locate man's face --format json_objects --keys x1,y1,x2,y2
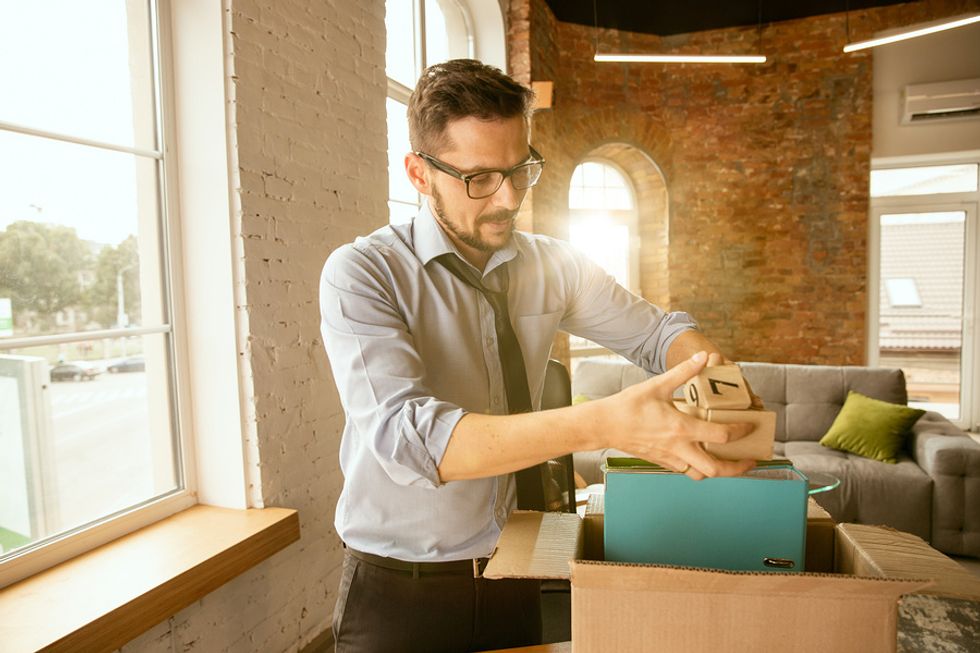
[{"x1": 423, "y1": 115, "x2": 531, "y2": 263}]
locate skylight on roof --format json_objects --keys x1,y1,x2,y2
[{"x1": 885, "y1": 278, "x2": 922, "y2": 307}]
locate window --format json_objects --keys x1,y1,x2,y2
[
  {"x1": 567, "y1": 160, "x2": 639, "y2": 357},
  {"x1": 870, "y1": 156, "x2": 979, "y2": 429},
  {"x1": 385, "y1": 0, "x2": 474, "y2": 224},
  {"x1": 871, "y1": 164, "x2": 978, "y2": 197},
  {"x1": 0, "y1": 0, "x2": 183, "y2": 583}
]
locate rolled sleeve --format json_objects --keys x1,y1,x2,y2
[{"x1": 320, "y1": 245, "x2": 462, "y2": 488}]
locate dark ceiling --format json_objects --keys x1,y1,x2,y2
[{"x1": 542, "y1": 1, "x2": 915, "y2": 37}]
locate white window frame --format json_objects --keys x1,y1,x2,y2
[
  {"x1": 868, "y1": 150, "x2": 980, "y2": 432},
  {"x1": 0, "y1": 0, "x2": 256, "y2": 589}
]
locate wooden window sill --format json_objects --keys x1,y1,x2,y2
[{"x1": 0, "y1": 505, "x2": 300, "y2": 653}]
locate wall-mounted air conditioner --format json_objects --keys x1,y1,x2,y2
[{"x1": 902, "y1": 78, "x2": 980, "y2": 124}]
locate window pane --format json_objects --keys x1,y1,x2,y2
[
  {"x1": 0, "y1": 0, "x2": 157, "y2": 150},
  {"x1": 0, "y1": 131, "x2": 165, "y2": 338},
  {"x1": 0, "y1": 332, "x2": 177, "y2": 556},
  {"x1": 871, "y1": 164, "x2": 978, "y2": 197},
  {"x1": 424, "y1": 0, "x2": 450, "y2": 67},
  {"x1": 387, "y1": 98, "x2": 418, "y2": 205},
  {"x1": 385, "y1": 0, "x2": 418, "y2": 88},
  {"x1": 568, "y1": 161, "x2": 634, "y2": 210},
  {"x1": 878, "y1": 212, "x2": 965, "y2": 420},
  {"x1": 569, "y1": 217, "x2": 628, "y2": 350}
]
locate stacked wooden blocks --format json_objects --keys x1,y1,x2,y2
[{"x1": 675, "y1": 364, "x2": 776, "y2": 461}]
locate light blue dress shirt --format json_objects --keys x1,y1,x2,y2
[{"x1": 319, "y1": 201, "x2": 698, "y2": 561}]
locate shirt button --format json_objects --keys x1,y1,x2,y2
[
  {"x1": 486, "y1": 337, "x2": 494, "y2": 346},
  {"x1": 492, "y1": 396, "x2": 500, "y2": 405}
]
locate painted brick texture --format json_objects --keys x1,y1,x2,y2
[
  {"x1": 120, "y1": 1, "x2": 386, "y2": 651},
  {"x1": 514, "y1": 0, "x2": 979, "y2": 366}
]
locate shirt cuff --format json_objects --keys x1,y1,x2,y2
[
  {"x1": 653, "y1": 313, "x2": 700, "y2": 374},
  {"x1": 390, "y1": 400, "x2": 467, "y2": 488}
]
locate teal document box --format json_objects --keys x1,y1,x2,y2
[{"x1": 604, "y1": 458, "x2": 809, "y2": 572}]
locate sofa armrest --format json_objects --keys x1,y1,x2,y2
[{"x1": 910, "y1": 412, "x2": 980, "y2": 557}]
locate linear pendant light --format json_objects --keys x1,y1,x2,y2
[
  {"x1": 591, "y1": 0, "x2": 767, "y2": 64},
  {"x1": 594, "y1": 54, "x2": 767, "y2": 64},
  {"x1": 843, "y1": 12, "x2": 980, "y2": 53}
]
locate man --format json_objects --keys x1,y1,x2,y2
[{"x1": 320, "y1": 59, "x2": 754, "y2": 652}]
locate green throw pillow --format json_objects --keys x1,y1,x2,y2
[{"x1": 819, "y1": 391, "x2": 925, "y2": 464}]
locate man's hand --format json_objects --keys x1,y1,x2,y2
[{"x1": 597, "y1": 351, "x2": 756, "y2": 480}]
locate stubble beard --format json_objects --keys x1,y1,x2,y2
[{"x1": 431, "y1": 185, "x2": 517, "y2": 253}]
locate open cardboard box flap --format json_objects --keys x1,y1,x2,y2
[
  {"x1": 484, "y1": 510, "x2": 581, "y2": 580},
  {"x1": 837, "y1": 523, "x2": 980, "y2": 600}
]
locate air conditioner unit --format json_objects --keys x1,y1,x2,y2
[{"x1": 902, "y1": 78, "x2": 980, "y2": 124}]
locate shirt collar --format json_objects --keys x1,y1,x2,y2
[{"x1": 415, "y1": 199, "x2": 520, "y2": 277}]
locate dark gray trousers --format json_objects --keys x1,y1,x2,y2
[{"x1": 332, "y1": 550, "x2": 542, "y2": 652}]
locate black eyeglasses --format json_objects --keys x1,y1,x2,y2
[{"x1": 415, "y1": 146, "x2": 546, "y2": 199}]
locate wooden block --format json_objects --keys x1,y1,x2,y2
[
  {"x1": 684, "y1": 363, "x2": 752, "y2": 410},
  {"x1": 673, "y1": 400, "x2": 775, "y2": 461},
  {"x1": 702, "y1": 407, "x2": 775, "y2": 461}
]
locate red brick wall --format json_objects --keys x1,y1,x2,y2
[{"x1": 509, "y1": 0, "x2": 979, "y2": 366}]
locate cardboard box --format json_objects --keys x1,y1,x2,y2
[
  {"x1": 604, "y1": 460, "x2": 808, "y2": 571},
  {"x1": 805, "y1": 499, "x2": 835, "y2": 573},
  {"x1": 485, "y1": 510, "x2": 937, "y2": 652}
]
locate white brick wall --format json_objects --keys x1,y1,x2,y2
[{"x1": 120, "y1": 0, "x2": 386, "y2": 650}]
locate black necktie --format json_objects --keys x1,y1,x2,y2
[{"x1": 435, "y1": 253, "x2": 546, "y2": 510}]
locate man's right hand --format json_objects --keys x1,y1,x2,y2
[{"x1": 595, "y1": 351, "x2": 756, "y2": 480}]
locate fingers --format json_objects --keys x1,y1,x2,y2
[
  {"x1": 674, "y1": 442, "x2": 756, "y2": 480},
  {"x1": 675, "y1": 410, "x2": 755, "y2": 445},
  {"x1": 647, "y1": 350, "x2": 708, "y2": 399}
]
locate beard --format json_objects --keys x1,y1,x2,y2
[{"x1": 430, "y1": 185, "x2": 518, "y2": 253}]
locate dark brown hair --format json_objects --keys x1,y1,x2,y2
[{"x1": 408, "y1": 59, "x2": 535, "y2": 155}]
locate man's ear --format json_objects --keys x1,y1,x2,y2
[{"x1": 405, "y1": 153, "x2": 431, "y2": 196}]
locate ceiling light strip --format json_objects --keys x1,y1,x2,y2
[
  {"x1": 594, "y1": 54, "x2": 767, "y2": 64},
  {"x1": 843, "y1": 13, "x2": 980, "y2": 53}
]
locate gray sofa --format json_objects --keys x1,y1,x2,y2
[{"x1": 571, "y1": 357, "x2": 980, "y2": 557}]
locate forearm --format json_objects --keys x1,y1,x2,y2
[
  {"x1": 437, "y1": 402, "x2": 604, "y2": 481},
  {"x1": 665, "y1": 329, "x2": 726, "y2": 369},
  {"x1": 437, "y1": 350, "x2": 758, "y2": 483}
]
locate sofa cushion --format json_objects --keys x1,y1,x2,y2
[
  {"x1": 739, "y1": 363, "x2": 908, "y2": 442},
  {"x1": 776, "y1": 440, "x2": 932, "y2": 542},
  {"x1": 571, "y1": 357, "x2": 651, "y2": 401},
  {"x1": 819, "y1": 391, "x2": 925, "y2": 463}
]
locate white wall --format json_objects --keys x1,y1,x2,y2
[
  {"x1": 872, "y1": 21, "x2": 980, "y2": 158},
  {"x1": 119, "y1": 0, "x2": 387, "y2": 650}
]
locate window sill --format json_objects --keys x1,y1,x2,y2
[{"x1": 0, "y1": 505, "x2": 300, "y2": 653}]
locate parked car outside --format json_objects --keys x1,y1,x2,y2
[
  {"x1": 50, "y1": 363, "x2": 101, "y2": 382},
  {"x1": 107, "y1": 356, "x2": 145, "y2": 374}
]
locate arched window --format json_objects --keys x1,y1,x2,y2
[
  {"x1": 568, "y1": 160, "x2": 638, "y2": 290},
  {"x1": 568, "y1": 160, "x2": 640, "y2": 357},
  {"x1": 385, "y1": 1, "x2": 506, "y2": 225}
]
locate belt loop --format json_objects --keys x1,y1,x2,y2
[
  {"x1": 412, "y1": 563, "x2": 420, "y2": 580},
  {"x1": 473, "y1": 558, "x2": 482, "y2": 579}
]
